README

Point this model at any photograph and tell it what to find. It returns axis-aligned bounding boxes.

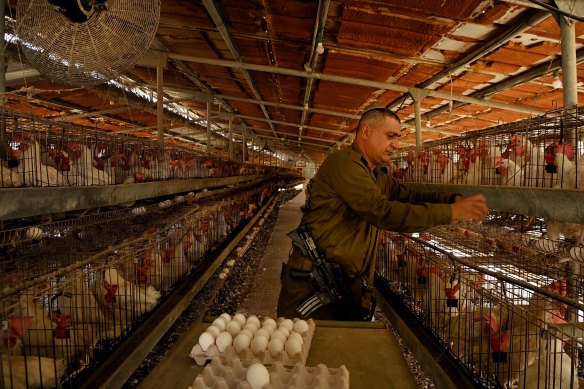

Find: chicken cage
[376,217,584,388]
[392,106,584,190]
[0,182,273,388]
[0,107,288,189]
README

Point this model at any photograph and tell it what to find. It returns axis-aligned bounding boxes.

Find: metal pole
[414,100,422,147]
[242,125,247,163]
[228,118,233,160]
[206,101,212,154]
[156,65,164,144]
[0,0,6,156]
[560,15,578,109]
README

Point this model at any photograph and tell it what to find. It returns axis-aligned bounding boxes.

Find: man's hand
[451,194,489,223]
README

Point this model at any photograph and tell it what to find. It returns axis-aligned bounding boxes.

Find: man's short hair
[357,107,401,132]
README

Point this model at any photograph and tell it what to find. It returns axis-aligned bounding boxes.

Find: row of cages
[0,107,297,188]
[392,106,584,189]
[0,182,275,388]
[376,216,584,388]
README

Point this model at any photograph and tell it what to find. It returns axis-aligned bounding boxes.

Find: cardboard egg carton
[190,319,315,366]
[189,356,350,389]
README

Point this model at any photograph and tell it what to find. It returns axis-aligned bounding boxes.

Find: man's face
[364,116,401,167]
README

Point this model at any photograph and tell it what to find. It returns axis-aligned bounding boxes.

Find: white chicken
[13,140,66,187]
[1,165,22,187]
[1,355,66,389]
[68,143,111,185]
[495,158,523,187]
[518,337,578,389]
[102,267,160,315]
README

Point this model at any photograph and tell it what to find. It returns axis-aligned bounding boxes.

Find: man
[277,107,488,320]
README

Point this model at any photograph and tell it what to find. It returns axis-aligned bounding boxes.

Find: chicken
[1,355,66,389]
[545,143,584,244]
[495,158,523,187]
[518,337,578,389]
[508,135,548,187]
[1,165,22,187]
[13,139,66,187]
[68,143,111,185]
[102,266,160,315]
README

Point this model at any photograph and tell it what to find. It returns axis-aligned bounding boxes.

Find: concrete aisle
[238,188,306,317]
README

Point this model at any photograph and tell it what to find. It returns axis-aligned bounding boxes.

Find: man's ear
[361,124,371,139]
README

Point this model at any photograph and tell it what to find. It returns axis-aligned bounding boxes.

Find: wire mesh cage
[392,105,584,189]
[377,226,584,388]
[0,182,274,387]
[0,107,275,189]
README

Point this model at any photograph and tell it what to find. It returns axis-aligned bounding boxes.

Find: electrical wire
[526,0,584,23]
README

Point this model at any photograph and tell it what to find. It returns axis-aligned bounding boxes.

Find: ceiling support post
[410,89,428,147]
[206,101,212,154]
[156,65,164,144]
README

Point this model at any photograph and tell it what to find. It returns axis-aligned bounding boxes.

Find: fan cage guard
[16,0,160,86]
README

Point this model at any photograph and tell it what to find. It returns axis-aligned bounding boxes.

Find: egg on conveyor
[218,273,226,280]
[288,331,304,346]
[279,318,294,332]
[293,319,309,335]
[246,362,270,389]
[250,335,268,354]
[198,331,215,352]
[267,338,284,357]
[233,313,247,327]
[219,313,232,323]
[215,331,233,353]
[233,333,251,353]
[285,338,302,358]
[225,320,241,337]
[212,318,227,331]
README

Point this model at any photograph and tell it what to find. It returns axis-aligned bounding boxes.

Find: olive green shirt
[301,143,456,279]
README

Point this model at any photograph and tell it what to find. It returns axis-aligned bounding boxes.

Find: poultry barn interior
[1,0,584,388]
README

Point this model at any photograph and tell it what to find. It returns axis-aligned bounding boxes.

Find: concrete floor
[238,188,306,317]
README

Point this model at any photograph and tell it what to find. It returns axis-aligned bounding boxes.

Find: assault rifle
[288,225,374,320]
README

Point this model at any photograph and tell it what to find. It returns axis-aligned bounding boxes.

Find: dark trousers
[276,247,366,321]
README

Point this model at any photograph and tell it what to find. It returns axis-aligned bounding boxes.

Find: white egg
[25,227,43,240]
[215,331,233,352]
[218,273,226,280]
[262,317,276,328]
[239,328,254,339]
[254,328,269,340]
[233,313,247,327]
[246,315,261,328]
[267,337,284,357]
[275,326,289,337]
[246,363,270,389]
[226,259,236,267]
[250,335,268,354]
[205,325,221,338]
[285,338,302,358]
[233,333,251,353]
[261,324,275,336]
[288,331,304,346]
[212,317,227,331]
[222,267,230,274]
[277,317,286,325]
[219,313,232,323]
[243,323,258,334]
[198,331,215,352]
[293,319,309,335]
[270,330,286,344]
[225,320,241,337]
[279,318,294,332]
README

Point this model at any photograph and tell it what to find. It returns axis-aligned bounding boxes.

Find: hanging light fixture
[316,33,325,54]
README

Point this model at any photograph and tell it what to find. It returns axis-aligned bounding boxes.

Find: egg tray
[188,356,350,389]
[189,319,315,366]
